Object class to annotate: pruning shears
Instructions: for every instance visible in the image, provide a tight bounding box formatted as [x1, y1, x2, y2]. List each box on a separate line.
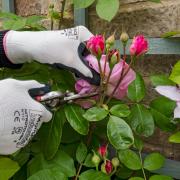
[35, 90, 98, 108]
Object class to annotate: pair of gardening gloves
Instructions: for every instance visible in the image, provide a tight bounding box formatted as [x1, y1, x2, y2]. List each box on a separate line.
[0, 26, 99, 154]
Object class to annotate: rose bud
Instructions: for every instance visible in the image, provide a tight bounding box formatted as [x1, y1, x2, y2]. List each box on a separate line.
[111, 157, 120, 168]
[101, 163, 107, 174]
[98, 145, 107, 158]
[92, 152, 101, 166]
[87, 35, 105, 57]
[105, 160, 113, 174]
[106, 33, 115, 49]
[120, 31, 129, 46]
[108, 49, 120, 69]
[130, 35, 148, 57]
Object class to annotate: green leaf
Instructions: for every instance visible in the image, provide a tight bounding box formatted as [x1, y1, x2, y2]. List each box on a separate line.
[44, 108, 66, 160]
[74, 0, 95, 8]
[28, 150, 75, 177]
[11, 18, 27, 30]
[127, 73, 146, 102]
[169, 131, 180, 143]
[64, 104, 89, 135]
[2, 19, 16, 29]
[28, 168, 67, 180]
[144, 153, 165, 171]
[118, 149, 142, 170]
[134, 137, 144, 151]
[96, 0, 119, 22]
[83, 107, 108, 122]
[0, 12, 20, 20]
[150, 97, 176, 131]
[116, 166, 132, 179]
[76, 142, 88, 163]
[79, 169, 110, 180]
[107, 116, 134, 150]
[110, 104, 131, 117]
[162, 31, 180, 38]
[83, 153, 95, 167]
[129, 177, 144, 180]
[149, 175, 173, 180]
[0, 158, 20, 180]
[169, 60, 180, 84]
[150, 75, 175, 86]
[129, 104, 154, 137]
[150, 97, 176, 117]
[26, 15, 45, 25]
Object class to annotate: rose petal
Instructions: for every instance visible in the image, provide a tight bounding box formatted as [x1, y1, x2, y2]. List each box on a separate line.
[174, 102, 180, 118]
[155, 86, 180, 101]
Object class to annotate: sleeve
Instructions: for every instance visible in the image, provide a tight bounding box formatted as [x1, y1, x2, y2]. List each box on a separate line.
[0, 30, 22, 69]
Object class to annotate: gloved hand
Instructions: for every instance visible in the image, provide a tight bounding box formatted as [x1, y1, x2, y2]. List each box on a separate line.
[0, 79, 52, 155]
[4, 26, 100, 85]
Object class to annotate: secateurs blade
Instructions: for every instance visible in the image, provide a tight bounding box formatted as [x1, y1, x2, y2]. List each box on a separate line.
[35, 90, 98, 108]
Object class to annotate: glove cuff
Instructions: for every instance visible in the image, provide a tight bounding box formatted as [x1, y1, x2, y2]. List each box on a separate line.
[0, 30, 22, 69]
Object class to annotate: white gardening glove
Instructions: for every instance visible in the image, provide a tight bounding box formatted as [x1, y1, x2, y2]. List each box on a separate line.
[4, 26, 100, 85]
[0, 79, 52, 155]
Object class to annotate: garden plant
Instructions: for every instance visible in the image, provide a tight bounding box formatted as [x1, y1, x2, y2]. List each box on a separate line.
[0, 0, 179, 180]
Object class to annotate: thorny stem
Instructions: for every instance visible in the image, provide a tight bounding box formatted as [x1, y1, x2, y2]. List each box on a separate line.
[101, 68, 113, 103]
[139, 151, 147, 180]
[98, 58, 104, 106]
[105, 42, 133, 104]
[58, 0, 66, 30]
[75, 123, 96, 180]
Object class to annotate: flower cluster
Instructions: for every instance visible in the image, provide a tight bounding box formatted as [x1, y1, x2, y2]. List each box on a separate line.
[92, 145, 120, 175]
[75, 33, 148, 108]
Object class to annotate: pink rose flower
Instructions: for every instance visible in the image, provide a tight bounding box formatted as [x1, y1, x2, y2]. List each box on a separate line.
[87, 35, 105, 56]
[75, 54, 136, 108]
[130, 35, 148, 56]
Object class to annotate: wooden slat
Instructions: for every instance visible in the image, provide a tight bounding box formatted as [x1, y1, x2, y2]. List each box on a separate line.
[2, 0, 15, 13]
[74, 8, 88, 26]
[153, 158, 180, 179]
[115, 38, 180, 55]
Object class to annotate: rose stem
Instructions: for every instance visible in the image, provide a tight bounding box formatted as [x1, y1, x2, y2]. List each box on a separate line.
[139, 151, 147, 180]
[75, 123, 96, 180]
[58, 0, 66, 30]
[105, 45, 133, 104]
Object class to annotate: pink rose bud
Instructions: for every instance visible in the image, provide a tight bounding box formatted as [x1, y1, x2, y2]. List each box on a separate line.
[98, 145, 107, 158]
[87, 35, 105, 57]
[130, 35, 148, 57]
[105, 160, 113, 174]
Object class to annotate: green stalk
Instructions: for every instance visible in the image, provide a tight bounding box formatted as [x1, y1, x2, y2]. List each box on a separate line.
[139, 151, 147, 180]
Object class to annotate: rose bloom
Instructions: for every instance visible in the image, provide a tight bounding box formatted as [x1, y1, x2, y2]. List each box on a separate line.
[130, 35, 148, 56]
[87, 35, 105, 56]
[75, 54, 135, 108]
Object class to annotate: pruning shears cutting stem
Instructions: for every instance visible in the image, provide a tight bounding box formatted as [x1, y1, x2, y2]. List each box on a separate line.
[35, 90, 98, 108]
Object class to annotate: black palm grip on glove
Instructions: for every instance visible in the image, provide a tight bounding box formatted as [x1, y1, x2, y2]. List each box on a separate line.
[52, 43, 100, 86]
[28, 84, 51, 98]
